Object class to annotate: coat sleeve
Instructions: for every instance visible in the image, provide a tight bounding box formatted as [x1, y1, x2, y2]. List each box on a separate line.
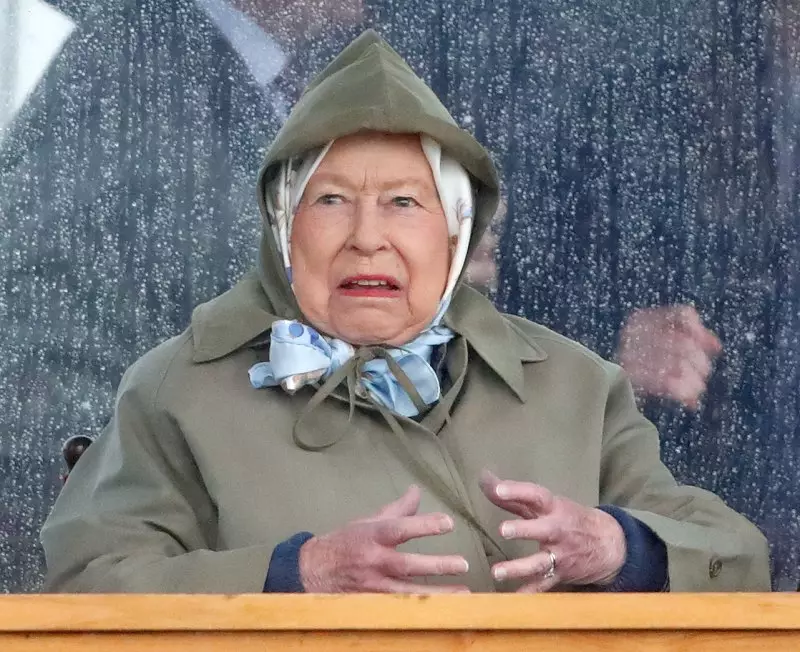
[41, 344, 277, 593]
[598, 366, 771, 591]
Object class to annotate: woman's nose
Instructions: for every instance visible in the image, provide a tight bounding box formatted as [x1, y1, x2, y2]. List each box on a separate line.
[347, 200, 389, 253]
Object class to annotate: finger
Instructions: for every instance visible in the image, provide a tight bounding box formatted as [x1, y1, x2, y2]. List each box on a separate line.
[480, 471, 551, 519]
[684, 345, 713, 380]
[670, 305, 702, 334]
[699, 328, 723, 355]
[492, 550, 556, 582]
[666, 336, 712, 380]
[480, 478, 534, 519]
[498, 515, 560, 542]
[377, 579, 471, 594]
[478, 469, 502, 496]
[367, 485, 421, 521]
[517, 574, 560, 593]
[481, 471, 537, 515]
[383, 552, 469, 578]
[483, 479, 555, 517]
[485, 493, 550, 521]
[665, 371, 706, 410]
[672, 359, 707, 394]
[673, 306, 722, 354]
[373, 513, 454, 546]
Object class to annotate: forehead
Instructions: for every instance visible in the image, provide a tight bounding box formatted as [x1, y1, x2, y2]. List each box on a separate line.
[312, 132, 434, 185]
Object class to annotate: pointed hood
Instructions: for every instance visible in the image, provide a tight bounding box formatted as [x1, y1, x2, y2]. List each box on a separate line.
[191, 30, 545, 395]
[254, 29, 500, 319]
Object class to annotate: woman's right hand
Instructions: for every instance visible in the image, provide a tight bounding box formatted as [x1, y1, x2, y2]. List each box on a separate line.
[298, 485, 470, 593]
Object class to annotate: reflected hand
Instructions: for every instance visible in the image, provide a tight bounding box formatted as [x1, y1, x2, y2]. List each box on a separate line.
[299, 485, 470, 593]
[617, 305, 722, 409]
[480, 472, 626, 592]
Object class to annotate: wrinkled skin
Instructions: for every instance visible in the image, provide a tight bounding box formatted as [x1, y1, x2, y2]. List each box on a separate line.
[618, 305, 723, 410]
[299, 486, 470, 593]
[479, 472, 627, 592]
[291, 132, 451, 346]
[299, 475, 628, 593]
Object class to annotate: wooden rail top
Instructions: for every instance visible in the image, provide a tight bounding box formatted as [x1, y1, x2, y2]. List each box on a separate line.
[1, 594, 798, 632]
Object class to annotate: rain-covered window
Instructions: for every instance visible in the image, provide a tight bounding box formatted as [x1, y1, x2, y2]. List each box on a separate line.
[1, 0, 797, 592]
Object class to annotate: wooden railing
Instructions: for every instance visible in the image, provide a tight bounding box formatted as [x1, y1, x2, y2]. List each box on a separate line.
[0, 594, 798, 650]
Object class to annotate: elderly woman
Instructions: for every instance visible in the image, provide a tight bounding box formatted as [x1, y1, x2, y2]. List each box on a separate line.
[42, 30, 769, 594]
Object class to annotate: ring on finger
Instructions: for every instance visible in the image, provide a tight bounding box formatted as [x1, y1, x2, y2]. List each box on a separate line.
[543, 550, 557, 579]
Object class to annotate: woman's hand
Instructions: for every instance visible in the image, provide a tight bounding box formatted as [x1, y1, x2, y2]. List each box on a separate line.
[480, 472, 626, 592]
[617, 305, 722, 410]
[298, 485, 470, 593]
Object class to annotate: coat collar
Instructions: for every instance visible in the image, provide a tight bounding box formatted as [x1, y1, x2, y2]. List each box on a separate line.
[191, 271, 282, 363]
[190, 274, 548, 401]
[443, 285, 547, 401]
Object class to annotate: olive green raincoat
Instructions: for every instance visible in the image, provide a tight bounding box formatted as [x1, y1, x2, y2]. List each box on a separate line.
[41, 30, 770, 593]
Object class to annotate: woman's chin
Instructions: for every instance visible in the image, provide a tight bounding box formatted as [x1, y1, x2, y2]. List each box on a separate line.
[334, 327, 406, 347]
[329, 316, 425, 347]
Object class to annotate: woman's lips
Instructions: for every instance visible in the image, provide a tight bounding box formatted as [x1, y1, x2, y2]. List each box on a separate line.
[337, 275, 402, 298]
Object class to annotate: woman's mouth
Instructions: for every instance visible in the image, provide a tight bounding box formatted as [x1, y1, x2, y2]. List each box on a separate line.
[338, 275, 402, 298]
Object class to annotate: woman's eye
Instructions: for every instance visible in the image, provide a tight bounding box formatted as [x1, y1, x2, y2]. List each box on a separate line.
[317, 194, 344, 205]
[392, 196, 419, 208]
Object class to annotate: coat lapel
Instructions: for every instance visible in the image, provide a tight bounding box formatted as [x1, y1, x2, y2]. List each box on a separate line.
[444, 285, 547, 402]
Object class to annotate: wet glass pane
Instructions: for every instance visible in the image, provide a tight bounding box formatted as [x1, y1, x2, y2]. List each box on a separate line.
[0, 0, 797, 592]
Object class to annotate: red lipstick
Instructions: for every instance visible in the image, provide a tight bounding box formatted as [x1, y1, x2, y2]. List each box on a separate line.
[338, 275, 402, 298]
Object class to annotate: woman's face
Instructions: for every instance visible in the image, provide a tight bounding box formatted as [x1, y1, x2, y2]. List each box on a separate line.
[291, 132, 450, 346]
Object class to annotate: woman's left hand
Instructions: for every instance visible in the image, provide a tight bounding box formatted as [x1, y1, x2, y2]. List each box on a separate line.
[479, 472, 627, 592]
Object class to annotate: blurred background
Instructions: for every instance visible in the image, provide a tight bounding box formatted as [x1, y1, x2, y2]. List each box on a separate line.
[0, 0, 798, 593]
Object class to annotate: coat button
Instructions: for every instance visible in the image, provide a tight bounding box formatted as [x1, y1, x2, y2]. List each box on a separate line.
[709, 557, 723, 579]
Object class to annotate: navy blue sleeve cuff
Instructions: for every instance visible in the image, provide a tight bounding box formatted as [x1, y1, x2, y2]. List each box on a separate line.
[595, 505, 669, 592]
[263, 531, 314, 593]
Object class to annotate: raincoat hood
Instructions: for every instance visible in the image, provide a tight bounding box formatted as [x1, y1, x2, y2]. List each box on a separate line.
[254, 28, 500, 321]
[191, 30, 542, 399]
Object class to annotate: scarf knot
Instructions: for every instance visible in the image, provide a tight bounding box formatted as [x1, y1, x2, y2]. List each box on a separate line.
[249, 320, 455, 417]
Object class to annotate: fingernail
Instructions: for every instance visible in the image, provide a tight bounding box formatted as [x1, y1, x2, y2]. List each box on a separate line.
[501, 523, 515, 538]
[496, 484, 509, 499]
[460, 559, 470, 573]
[440, 516, 454, 531]
[493, 567, 507, 581]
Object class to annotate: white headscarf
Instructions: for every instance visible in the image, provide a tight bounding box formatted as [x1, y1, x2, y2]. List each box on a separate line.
[252, 135, 477, 416]
[264, 134, 474, 324]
